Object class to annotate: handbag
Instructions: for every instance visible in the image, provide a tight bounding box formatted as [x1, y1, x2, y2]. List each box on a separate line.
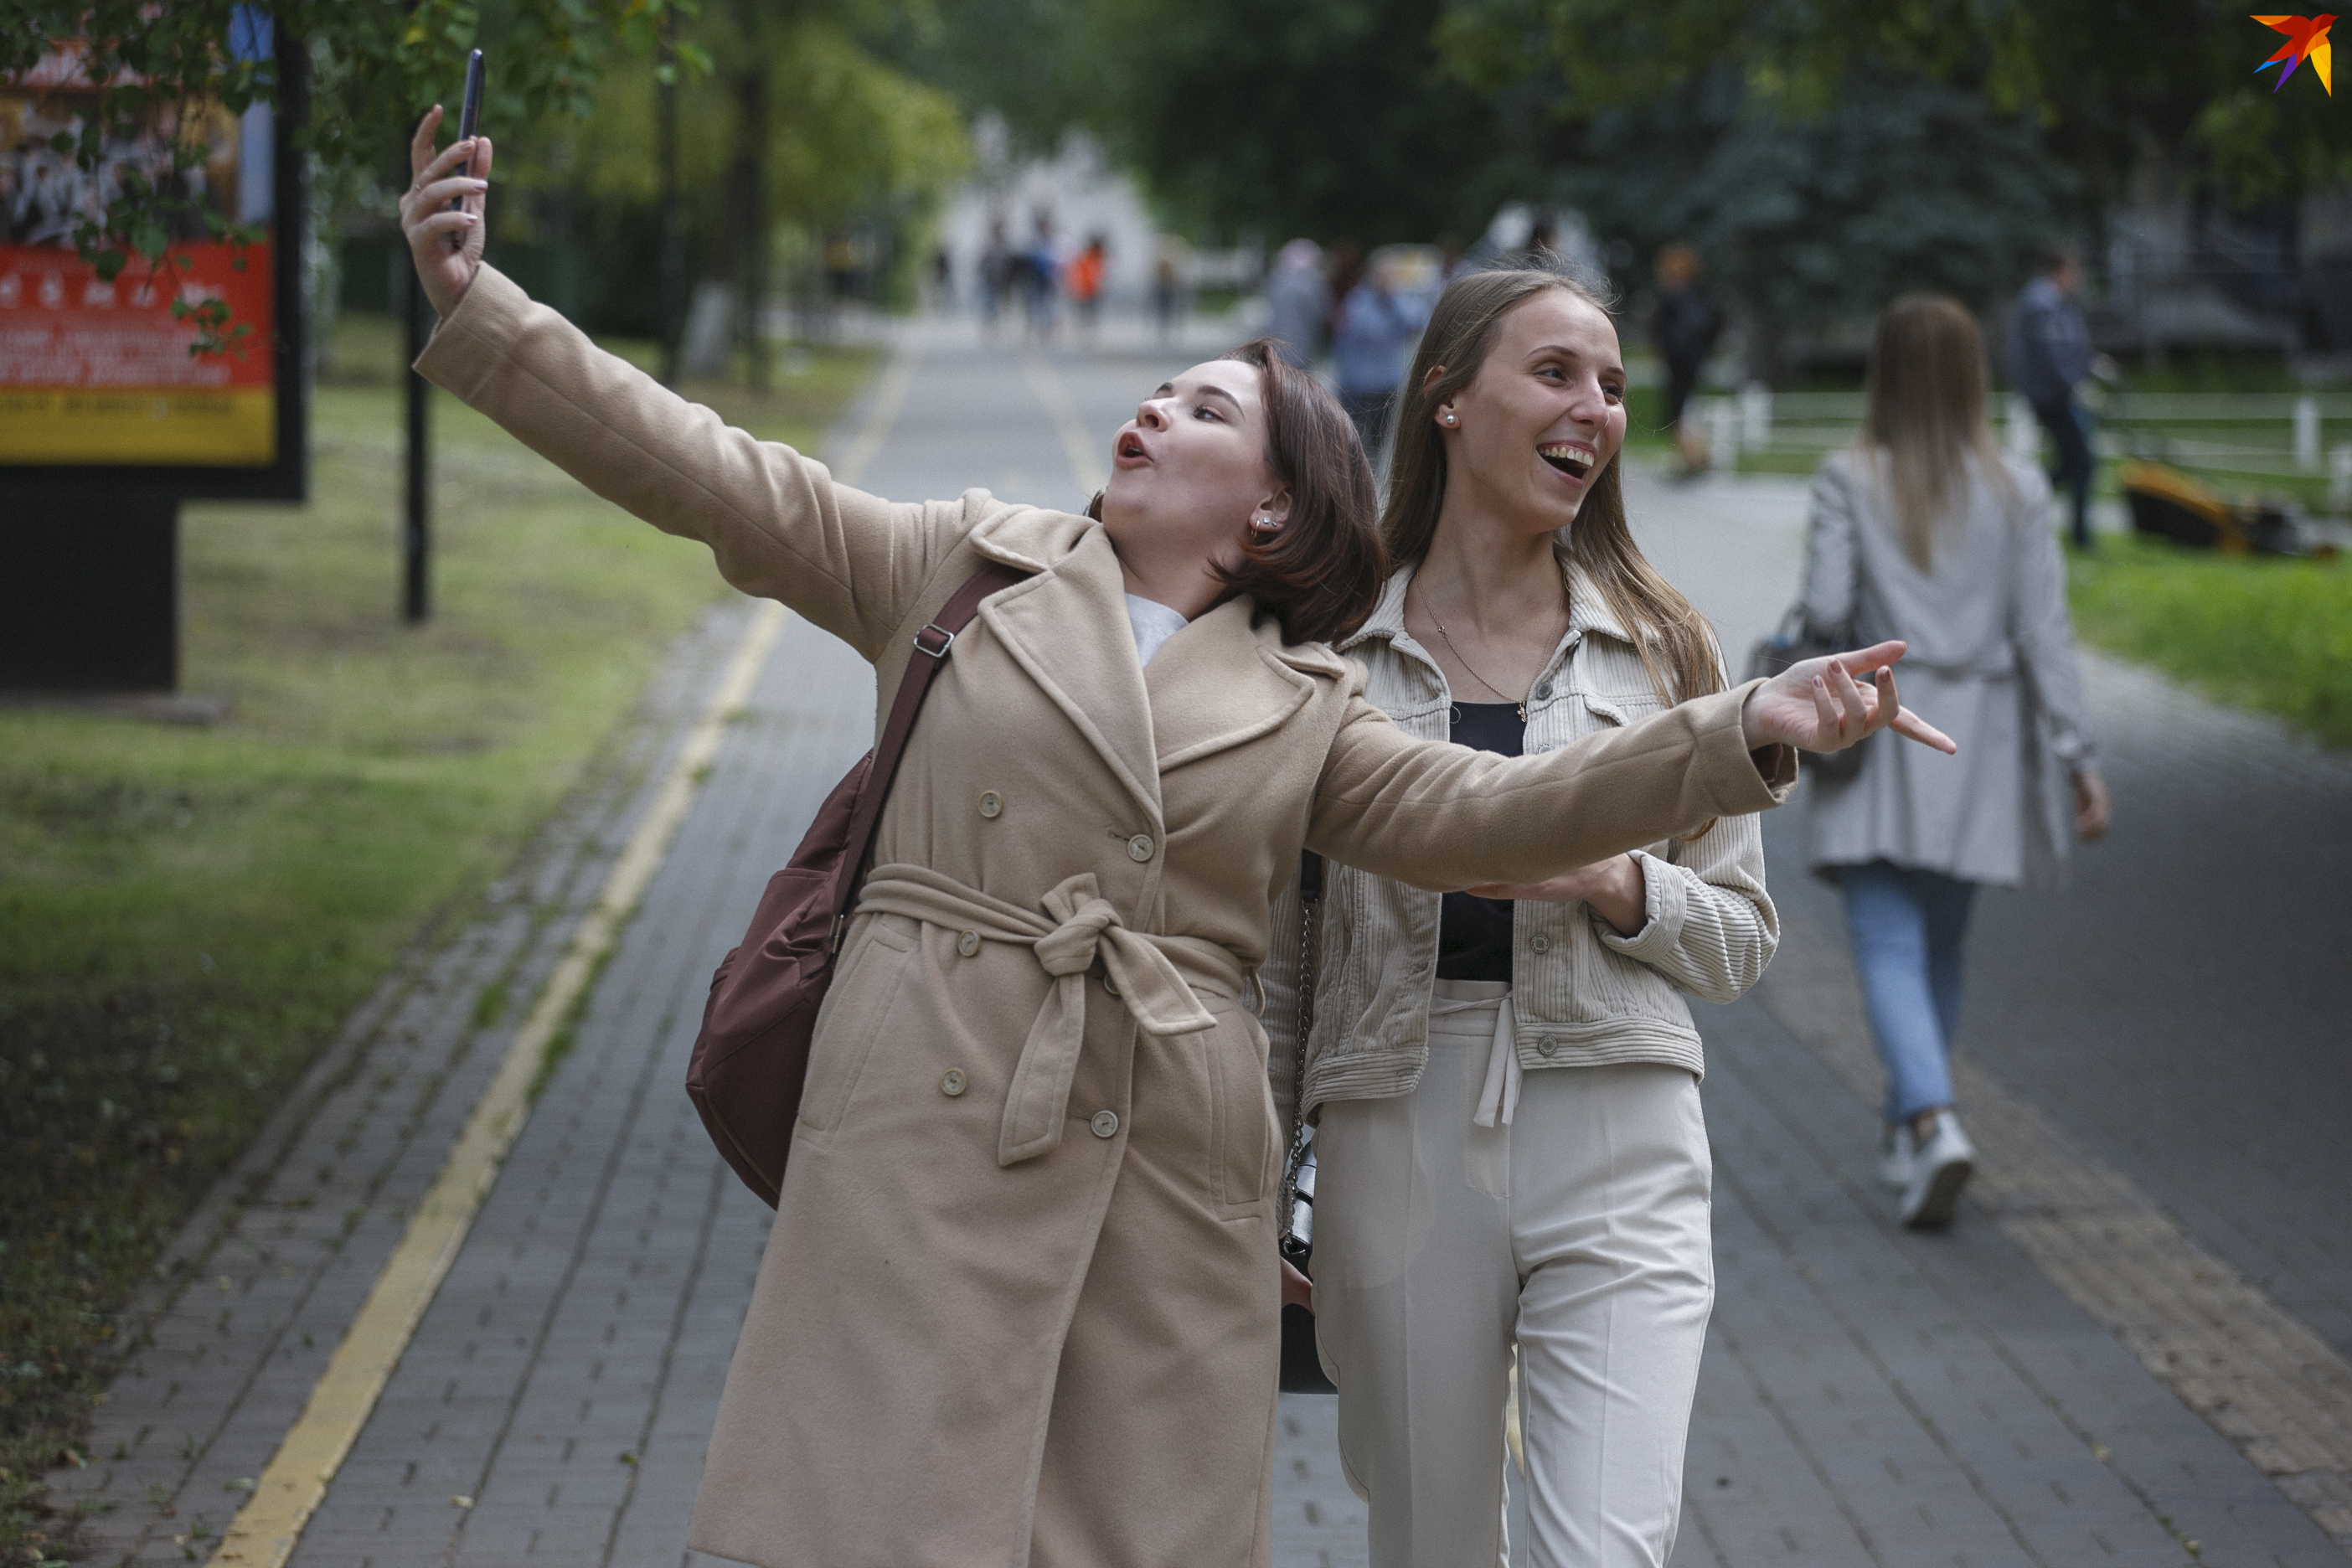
[1743, 603, 1868, 783]
[1277, 849, 1336, 1394]
[685, 561, 1029, 1207]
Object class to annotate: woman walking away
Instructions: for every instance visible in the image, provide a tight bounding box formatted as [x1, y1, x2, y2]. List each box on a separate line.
[1267, 266, 1775, 1568]
[400, 113, 1949, 1568]
[1804, 293, 2109, 1231]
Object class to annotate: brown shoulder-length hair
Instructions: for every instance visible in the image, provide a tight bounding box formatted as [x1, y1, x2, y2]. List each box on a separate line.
[1090, 338, 1385, 646]
[1859, 292, 2016, 569]
[1383, 267, 1722, 705]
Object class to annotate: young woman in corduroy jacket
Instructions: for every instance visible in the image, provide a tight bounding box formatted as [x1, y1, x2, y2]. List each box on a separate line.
[1265, 266, 1765, 1568]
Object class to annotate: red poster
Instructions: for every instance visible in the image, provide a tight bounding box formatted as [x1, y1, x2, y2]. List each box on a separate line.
[1, 39, 278, 466]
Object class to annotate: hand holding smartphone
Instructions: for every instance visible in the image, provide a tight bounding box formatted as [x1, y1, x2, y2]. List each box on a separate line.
[448, 49, 485, 251]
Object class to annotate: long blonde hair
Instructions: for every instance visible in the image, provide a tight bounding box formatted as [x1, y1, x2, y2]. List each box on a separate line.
[1859, 293, 2014, 569]
[1382, 267, 1721, 706]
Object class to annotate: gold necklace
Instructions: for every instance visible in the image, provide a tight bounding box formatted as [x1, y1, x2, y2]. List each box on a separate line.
[1416, 591, 1525, 721]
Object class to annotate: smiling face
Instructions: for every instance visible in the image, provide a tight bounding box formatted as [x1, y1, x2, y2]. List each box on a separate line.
[1100, 360, 1291, 603]
[1431, 288, 1627, 538]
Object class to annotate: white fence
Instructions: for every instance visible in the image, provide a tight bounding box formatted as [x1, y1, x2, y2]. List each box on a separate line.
[1688, 387, 2352, 506]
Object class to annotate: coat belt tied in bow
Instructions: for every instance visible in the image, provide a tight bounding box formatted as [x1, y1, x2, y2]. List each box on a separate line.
[854, 864, 1237, 1166]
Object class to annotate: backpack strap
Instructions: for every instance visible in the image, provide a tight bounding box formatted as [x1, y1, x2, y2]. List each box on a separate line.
[826, 560, 1031, 951]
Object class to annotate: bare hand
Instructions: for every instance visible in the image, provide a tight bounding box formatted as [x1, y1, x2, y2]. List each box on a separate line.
[1281, 1259, 1314, 1312]
[1464, 853, 1646, 936]
[2073, 767, 2112, 841]
[398, 104, 493, 320]
[1741, 640, 1957, 756]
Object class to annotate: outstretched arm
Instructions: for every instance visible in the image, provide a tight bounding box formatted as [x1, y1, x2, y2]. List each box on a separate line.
[397, 109, 957, 659]
[1312, 650, 1951, 890]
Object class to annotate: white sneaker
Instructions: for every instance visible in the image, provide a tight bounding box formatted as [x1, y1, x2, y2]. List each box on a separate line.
[1899, 1111, 1975, 1230]
[1879, 1124, 1916, 1190]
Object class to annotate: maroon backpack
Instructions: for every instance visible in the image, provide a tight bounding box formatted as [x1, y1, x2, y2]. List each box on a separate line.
[686, 562, 1029, 1206]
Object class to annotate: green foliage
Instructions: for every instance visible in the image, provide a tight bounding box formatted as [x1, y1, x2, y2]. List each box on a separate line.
[0, 314, 879, 1562]
[1437, 0, 2352, 210]
[2069, 534, 2352, 746]
[1562, 68, 2067, 333]
[544, 9, 967, 233]
[908, 0, 1547, 244]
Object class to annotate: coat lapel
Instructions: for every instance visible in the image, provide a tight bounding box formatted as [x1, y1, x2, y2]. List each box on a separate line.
[969, 510, 1164, 828]
[1146, 597, 1340, 771]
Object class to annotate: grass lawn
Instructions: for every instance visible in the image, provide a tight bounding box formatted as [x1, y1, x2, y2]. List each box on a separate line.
[2067, 533, 2352, 747]
[0, 313, 877, 1561]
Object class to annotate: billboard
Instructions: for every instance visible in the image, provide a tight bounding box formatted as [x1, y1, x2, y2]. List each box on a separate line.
[0, 14, 304, 499]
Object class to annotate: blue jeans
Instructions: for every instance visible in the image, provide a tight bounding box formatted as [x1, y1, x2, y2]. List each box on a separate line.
[1837, 861, 1979, 1124]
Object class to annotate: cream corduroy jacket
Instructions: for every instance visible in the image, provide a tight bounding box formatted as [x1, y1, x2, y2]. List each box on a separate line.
[1265, 563, 1779, 1121]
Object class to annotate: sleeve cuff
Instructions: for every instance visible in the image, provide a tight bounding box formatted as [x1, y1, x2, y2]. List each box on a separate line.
[1597, 849, 1689, 961]
[411, 264, 532, 396]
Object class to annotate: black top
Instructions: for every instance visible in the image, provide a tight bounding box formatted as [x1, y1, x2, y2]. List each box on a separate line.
[1436, 702, 1524, 983]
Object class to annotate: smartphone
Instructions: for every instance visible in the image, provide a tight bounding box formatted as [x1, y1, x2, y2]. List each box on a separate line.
[449, 49, 485, 249]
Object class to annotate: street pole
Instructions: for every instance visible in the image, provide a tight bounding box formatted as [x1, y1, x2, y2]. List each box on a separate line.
[404, 260, 432, 623]
[657, 9, 683, 387]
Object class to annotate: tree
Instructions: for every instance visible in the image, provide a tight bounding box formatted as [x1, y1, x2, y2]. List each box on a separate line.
[539, 0, 967, 381]
[1557, 68, 2069, 374]
[899, 0, 1555, 245]
[1437, 0, 2352, 218]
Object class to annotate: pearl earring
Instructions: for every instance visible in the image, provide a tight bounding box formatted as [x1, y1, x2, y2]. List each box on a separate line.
[1442, 413, 1458, 426]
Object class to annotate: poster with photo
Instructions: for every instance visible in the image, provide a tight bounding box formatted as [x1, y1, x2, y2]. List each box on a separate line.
[0, 16, 286, 470]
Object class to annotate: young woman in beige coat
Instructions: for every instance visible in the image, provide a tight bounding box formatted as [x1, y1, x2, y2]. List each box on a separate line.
[1266, 268, 1771, 1567]
[400, 121, 1949, 1568]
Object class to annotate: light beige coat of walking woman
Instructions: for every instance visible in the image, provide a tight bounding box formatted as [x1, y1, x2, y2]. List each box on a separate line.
[398, 116, 1950, 1568]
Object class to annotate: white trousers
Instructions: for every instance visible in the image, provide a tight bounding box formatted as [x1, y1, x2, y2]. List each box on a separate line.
[1313, 981, 1715, 1568]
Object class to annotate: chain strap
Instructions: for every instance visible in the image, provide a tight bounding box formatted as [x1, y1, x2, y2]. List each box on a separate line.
[1279, 852, 1323, 1251]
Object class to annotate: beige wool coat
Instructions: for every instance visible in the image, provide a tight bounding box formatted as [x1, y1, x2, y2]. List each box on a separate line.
[416, 266, 1797, 1568]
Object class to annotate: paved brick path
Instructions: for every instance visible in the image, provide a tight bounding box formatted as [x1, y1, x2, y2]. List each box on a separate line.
[52, 328, 2350, 1568]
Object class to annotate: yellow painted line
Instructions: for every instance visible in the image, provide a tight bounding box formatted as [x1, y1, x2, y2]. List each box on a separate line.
[204, 333, 920, 1568]
[830, 330, 922, 488]
[1019, 351, 1108, 493]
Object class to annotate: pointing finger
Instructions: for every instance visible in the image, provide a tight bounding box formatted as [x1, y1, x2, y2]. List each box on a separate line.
[1891, 707, 1957, 755]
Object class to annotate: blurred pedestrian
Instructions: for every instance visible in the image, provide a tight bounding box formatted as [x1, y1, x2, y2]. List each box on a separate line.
[1649, 243, 1721, 481]
[1333, 252, 1431, 456]
[1266, 238, 1329, 369]
[1152, 247, 1184, 343]
[978, 218, 1014, 337]
[1266, 265, 1783, 1568]
[1805, 293, 2111, 1230]
[1066, 233, 1107, 343]
[2005, 242, 2098, 550]
[1019, 209, 1060, 341]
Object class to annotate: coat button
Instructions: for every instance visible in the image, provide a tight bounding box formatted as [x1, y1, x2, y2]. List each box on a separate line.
[1537, 1036, 1559, 1057]
[1529, 933, 1552, 953]
[1534, 678, 1553, 699]
[957, 930, 981, 957]
[1090, 1110, 1120, 1138]
[978, 791, 1003, 818]
[1127, 833, 1154, 862]
[1102, 972, 1120, 998]
[940, 1070, 967, 1096]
